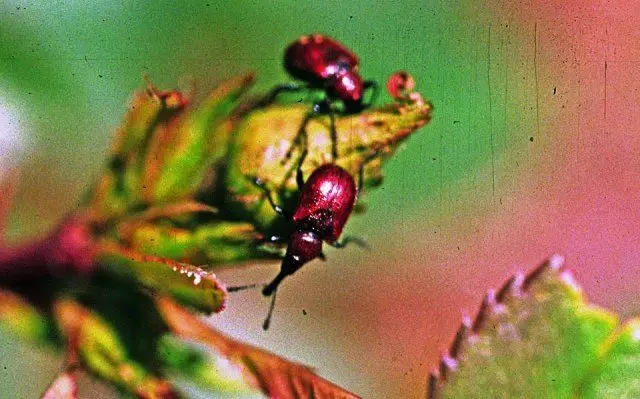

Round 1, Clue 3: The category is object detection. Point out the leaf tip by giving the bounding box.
[495,272,525,302]
[522,254,566,291]
[548,253,565,270]
[472,289,496,332]
[439,353,458,381]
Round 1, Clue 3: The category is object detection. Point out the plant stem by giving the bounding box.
[0,216,96,281]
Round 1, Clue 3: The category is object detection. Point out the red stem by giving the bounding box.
[0,217,96,281]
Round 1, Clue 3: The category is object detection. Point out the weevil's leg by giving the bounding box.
[262,270,287,297]
[357,150,382,197]
[295,146,308,191]
[327,236,370,250]
[312,98,338,160]
[328,109,338,161]
[227,283,264,293]
[362,80,379,110]
[283,111,313,165]
[262,287,279,330]
[258,82,308,107]
[318,251,327,261]
[251,177,288,218]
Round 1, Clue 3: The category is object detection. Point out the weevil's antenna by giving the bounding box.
[227,283,263,293]
[262,288,278,330]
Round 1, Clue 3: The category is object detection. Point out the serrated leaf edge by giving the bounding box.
[428,254,569,398]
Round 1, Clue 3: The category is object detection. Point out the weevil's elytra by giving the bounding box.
[292,164,357,243]
[284,34,360,87]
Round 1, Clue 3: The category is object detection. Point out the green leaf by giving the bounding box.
[98,242,227,313]
[124,219,269,265]
[578,319,640,398]
[429,255,640,399]
[87,87,184,218]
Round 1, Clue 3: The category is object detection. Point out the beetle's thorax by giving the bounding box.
[292,164,357,243]
[326,69,364,110]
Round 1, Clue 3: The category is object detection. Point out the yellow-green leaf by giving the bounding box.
[98,242,227,313]
[225,97,431,229]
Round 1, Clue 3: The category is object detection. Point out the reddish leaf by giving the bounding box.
[156,296,360,399]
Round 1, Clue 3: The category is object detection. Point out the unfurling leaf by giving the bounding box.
[87,74,254,219]
[82,73,431,277]
[157,296,361,399]
[429,255,640,399]
[150,74,254,203]
[88,87,185,218]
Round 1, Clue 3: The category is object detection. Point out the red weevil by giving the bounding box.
[244,158,377,329]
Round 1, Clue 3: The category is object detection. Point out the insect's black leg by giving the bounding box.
[357,150,382,197]
[251,177,288,218]
[327,236,370,250]
[362,80,379,110]
[262,287,279,330]
[307,96,339,161]
[258,82,307,107]
[328,109,338,161]
[227,283,263,293]
[262,270,287,297]
[313,98,338,160]
[295,146,308,192]
[283,111,313,165]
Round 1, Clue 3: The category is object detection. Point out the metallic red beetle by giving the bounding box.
[261,34,378,161]
[284,35,366,111]
[262,164,357,298]
[241,159,376,330]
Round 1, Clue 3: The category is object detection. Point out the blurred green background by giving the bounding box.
[3,1,639,398]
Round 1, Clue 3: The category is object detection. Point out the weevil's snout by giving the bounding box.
[262,231,323,297]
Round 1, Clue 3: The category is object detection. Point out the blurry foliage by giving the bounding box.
[0,70,430,398]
